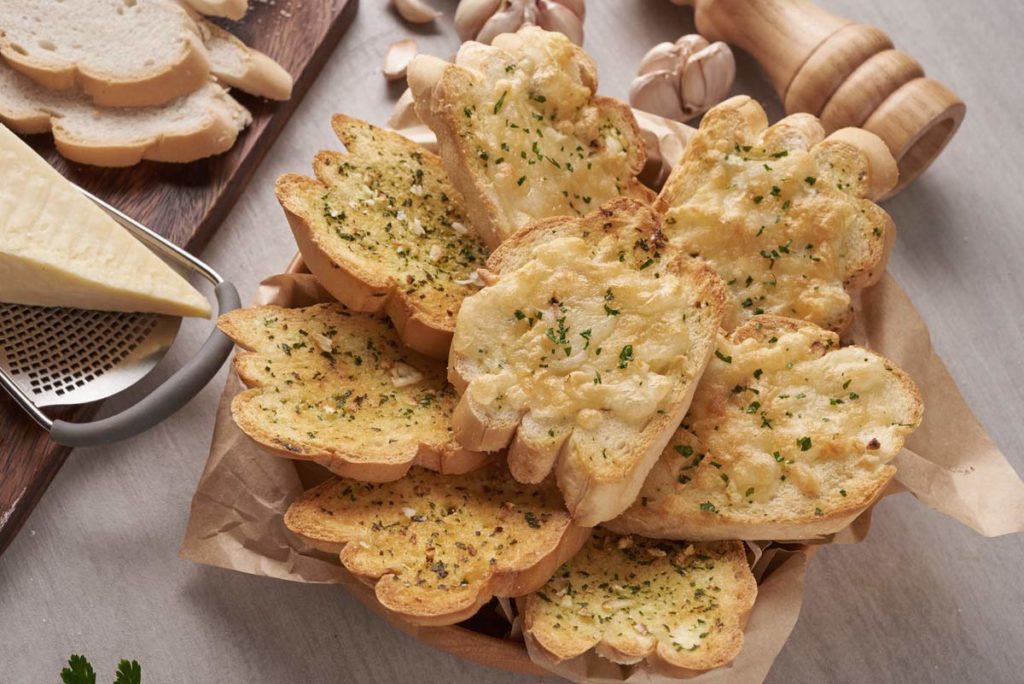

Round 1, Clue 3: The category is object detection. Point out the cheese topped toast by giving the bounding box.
[449,199,727,526]
[522,530,755,674]
[275,116,489,360]
[218,304,488,482]
[284,465,589,626]
[409,26,652,248]
[656,95,898,332]
[608,316,923,541]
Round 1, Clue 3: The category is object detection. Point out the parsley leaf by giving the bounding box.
[61,656,96,684]
[115,661,142,684]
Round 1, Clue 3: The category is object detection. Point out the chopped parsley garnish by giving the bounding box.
[715,350,732,363]
[797,436,812,451]
[675,444,694,457]
[699,501,718,513]
[805,176,817,186]
[493,90,507,114]
[618,345,634,369]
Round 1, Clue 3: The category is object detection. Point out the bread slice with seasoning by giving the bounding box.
[408,26,653,249]
[449,198,728,527]
[275,116,489,360]
[0,64,250,167]
[607,316,923,541]
[655,95,898,333]
[521,530,755,675]
[218,303,489,482]
[284,465,590,626]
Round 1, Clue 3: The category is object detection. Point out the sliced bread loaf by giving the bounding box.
[0,62,250,166]
[275,116,489,360]
[184,0,249,21]
[218,303,489,482]
[607,316,923,541]
[409,26,653,248]
[449,198,727,526]
[284,465,590,626]
[195,18,292,101]
[522,530,756,674]
[655,95,898,332]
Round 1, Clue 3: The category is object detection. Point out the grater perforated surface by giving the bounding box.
[0,304,180,408]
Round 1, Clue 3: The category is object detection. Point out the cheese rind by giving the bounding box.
[0,124,211,318]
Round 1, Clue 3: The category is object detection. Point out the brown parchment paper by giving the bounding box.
[180,112,1024,683]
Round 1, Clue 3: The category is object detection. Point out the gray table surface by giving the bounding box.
[2,1,1022,682]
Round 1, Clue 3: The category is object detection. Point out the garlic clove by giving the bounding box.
[637,42,682,77]
[391,0,441,24]
[674,33,711,60]
[629,70,686,122]
[553,0,585,20]
[536,0,584,45]
[383,39,418,81]
[679,41,735,119]
[476,0,528,45]
[454,0,503,42]
[387,88,421,129]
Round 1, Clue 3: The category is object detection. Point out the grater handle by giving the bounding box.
[48,282,242,447]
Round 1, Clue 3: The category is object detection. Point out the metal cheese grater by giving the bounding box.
[0,188,240,447]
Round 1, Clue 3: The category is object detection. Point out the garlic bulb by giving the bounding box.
[629,35,735,122]
[454,0,585,46]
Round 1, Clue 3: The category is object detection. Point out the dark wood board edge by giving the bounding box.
[0,0,359,557]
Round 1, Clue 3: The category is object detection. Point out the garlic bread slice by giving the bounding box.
[449,199,727,526]
[284,465,590,626]
[609,316,923,541]
[275,116,489,360]
[218,304,488,482]
[522,530,755,674]
[409,26,652,248]
[656,95,898,332]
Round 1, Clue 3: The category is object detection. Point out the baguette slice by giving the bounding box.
[218,303,489,482]
[0,0,210,107]
[409,26,652,248]
[0,63,250,167]
[184,0,249,21]
[275,116,489,360]
[655,95,898,332]
[522,530,756,674]
[449,198,727,526]
[608,316,923,541]
[284,465,590,626]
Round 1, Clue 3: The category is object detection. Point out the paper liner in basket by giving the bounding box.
[180,110,1023,683]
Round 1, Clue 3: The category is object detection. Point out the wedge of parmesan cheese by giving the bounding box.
[0,125,211,318]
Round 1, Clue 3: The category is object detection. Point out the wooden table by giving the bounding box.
[1,1,1021,682]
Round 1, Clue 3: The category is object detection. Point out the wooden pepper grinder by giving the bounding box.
[682,0,965,196]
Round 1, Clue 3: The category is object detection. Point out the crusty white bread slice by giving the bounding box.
[409,26,653,249]
[0,64,250,167]
[195,18,292,101]
[521,530,756,674]
[218,303,489,482]
[607,316,923,541]
[284,465,590,626]
[655,95,898,333]
[0,0,210,108]
[275,116,490,360]
[184,0,249,21]
[449,198,728,526]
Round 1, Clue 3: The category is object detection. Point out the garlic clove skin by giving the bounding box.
[679,41,735,118]
[454,0,503,42]
[383,39,418,81]
[536,0,584,45]
[392,0,441,23]
[629,70,687,122]
[476,0,529,45]
[638,42,682,77]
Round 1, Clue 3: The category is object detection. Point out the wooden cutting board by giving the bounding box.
[0,0,357,556]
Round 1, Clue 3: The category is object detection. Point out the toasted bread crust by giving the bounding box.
[608,316,923,541]
[655,95,897,333]
[409,27,652,249]
[449,198,727,526]
[522,531,756,673]
[284,466,590,626]
[218,303,489,482]
[276,116,489,360]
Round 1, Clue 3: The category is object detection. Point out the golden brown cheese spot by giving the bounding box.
[661,138,887,330]
[528,531,751,660]
[316,128,488,324]
[458,28,643,233]
[453,231,712,477]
